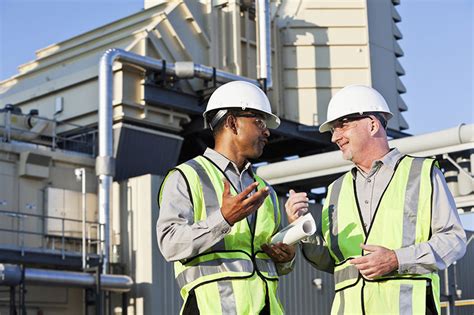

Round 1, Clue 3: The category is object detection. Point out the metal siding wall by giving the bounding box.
[152,175,183,314]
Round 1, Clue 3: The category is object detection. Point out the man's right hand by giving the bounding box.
[221,180,270,226]
[285,189,309,223]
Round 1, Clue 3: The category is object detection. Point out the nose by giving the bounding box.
[331,129,342,143]
[263,128,270,138]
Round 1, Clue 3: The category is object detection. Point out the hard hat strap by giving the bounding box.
[209,109,228,131]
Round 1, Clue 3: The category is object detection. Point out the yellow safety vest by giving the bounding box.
[159,155,283,315]
[322,156,440,314]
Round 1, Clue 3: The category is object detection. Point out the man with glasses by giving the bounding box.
[157,80,294,315]
[286,85,466,314]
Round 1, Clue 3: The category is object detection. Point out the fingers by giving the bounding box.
[262,243,295,263]
[285,192,308,208]
[359,266,378,279]
[360,244,379,252]
[350,255,368,265]
[241,185,269,205]
[222,179,231,197]
[350,246,398,279]
[350,257,376,279]
[238,182,260,200]
[285,190,309,221]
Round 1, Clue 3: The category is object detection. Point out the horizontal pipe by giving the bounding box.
[0,264,133,292]
[257,124,474,185]
[193,64,259,85]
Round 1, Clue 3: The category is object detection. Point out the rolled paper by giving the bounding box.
[271,213,316,245]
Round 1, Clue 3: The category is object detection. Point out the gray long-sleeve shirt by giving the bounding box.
[302,148,467,275]
[157,148,293,275]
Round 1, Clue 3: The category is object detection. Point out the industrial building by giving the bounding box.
[0,0,472,314]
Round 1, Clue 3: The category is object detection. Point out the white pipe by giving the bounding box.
[257,0,272,89]
[0,264,133,292]
[98,48,264,274]
[257,124,474,185]
[81,168,87,270]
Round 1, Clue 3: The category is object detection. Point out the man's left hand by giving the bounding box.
[350,244,399,279]
[261,243,295,263]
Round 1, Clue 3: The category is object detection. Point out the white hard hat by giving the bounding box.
[319,85,393,133]
[203,80,280,129]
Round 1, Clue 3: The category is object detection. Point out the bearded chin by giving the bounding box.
[342,150,353,161]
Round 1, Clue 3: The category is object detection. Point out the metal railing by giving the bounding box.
[0,209,103,263]
[0,108,97,155]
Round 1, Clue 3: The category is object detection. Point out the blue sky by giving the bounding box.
[0,0,472,136]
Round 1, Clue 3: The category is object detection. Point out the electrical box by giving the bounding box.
[46,187,98,239]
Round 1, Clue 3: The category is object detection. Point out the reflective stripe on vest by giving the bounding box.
[160,155,281,313]
[176,257,254,289]
[175,256,279,289]
[322,156,440,314]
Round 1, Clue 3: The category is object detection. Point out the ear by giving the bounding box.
[226,115,239,135]
[369,117,380,135]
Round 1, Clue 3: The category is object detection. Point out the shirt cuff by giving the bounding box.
[207,208,232,236]
[394,246,413,274]
[276,255,296,275]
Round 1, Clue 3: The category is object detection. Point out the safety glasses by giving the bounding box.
[330,114,372,134]
[233,112,267,130]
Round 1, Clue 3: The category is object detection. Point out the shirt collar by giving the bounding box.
[351,148,403,178]
[203,148,252,175]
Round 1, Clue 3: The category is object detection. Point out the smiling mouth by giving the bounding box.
[338,142,348,150]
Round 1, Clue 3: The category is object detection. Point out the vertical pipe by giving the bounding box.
[257,0,272,89]
[61,218,65,259]
[4,108,11,142]
[122,292,128,315]
[98,49,119,275]
[95,264,102,315]
[448,265,457,315]
[19,266,26,315]
[81,168,87,270]
[9,286,16,315]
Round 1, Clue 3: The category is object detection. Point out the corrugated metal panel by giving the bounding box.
[152,176,183,314]
[124,174,183,314]
[280,253,334,314]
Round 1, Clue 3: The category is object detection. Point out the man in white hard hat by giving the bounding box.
[157,80,295,315]
[285,85,466,314]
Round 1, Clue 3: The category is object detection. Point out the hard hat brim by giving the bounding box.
[318,120,332,133]
[318,111,393,133]
[204,108,281,129]
[265,113,280,129]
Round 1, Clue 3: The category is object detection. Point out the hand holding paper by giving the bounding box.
[271,213,316,245]
[285,189,309,223]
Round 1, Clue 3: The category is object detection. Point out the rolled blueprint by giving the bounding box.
[271,213,316,245]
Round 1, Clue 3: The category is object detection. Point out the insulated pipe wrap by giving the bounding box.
[175,62,195,78]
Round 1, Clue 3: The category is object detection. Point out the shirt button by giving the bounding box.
[364,200,369,204]
[367,178,371,183]
[222,227,230,234]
